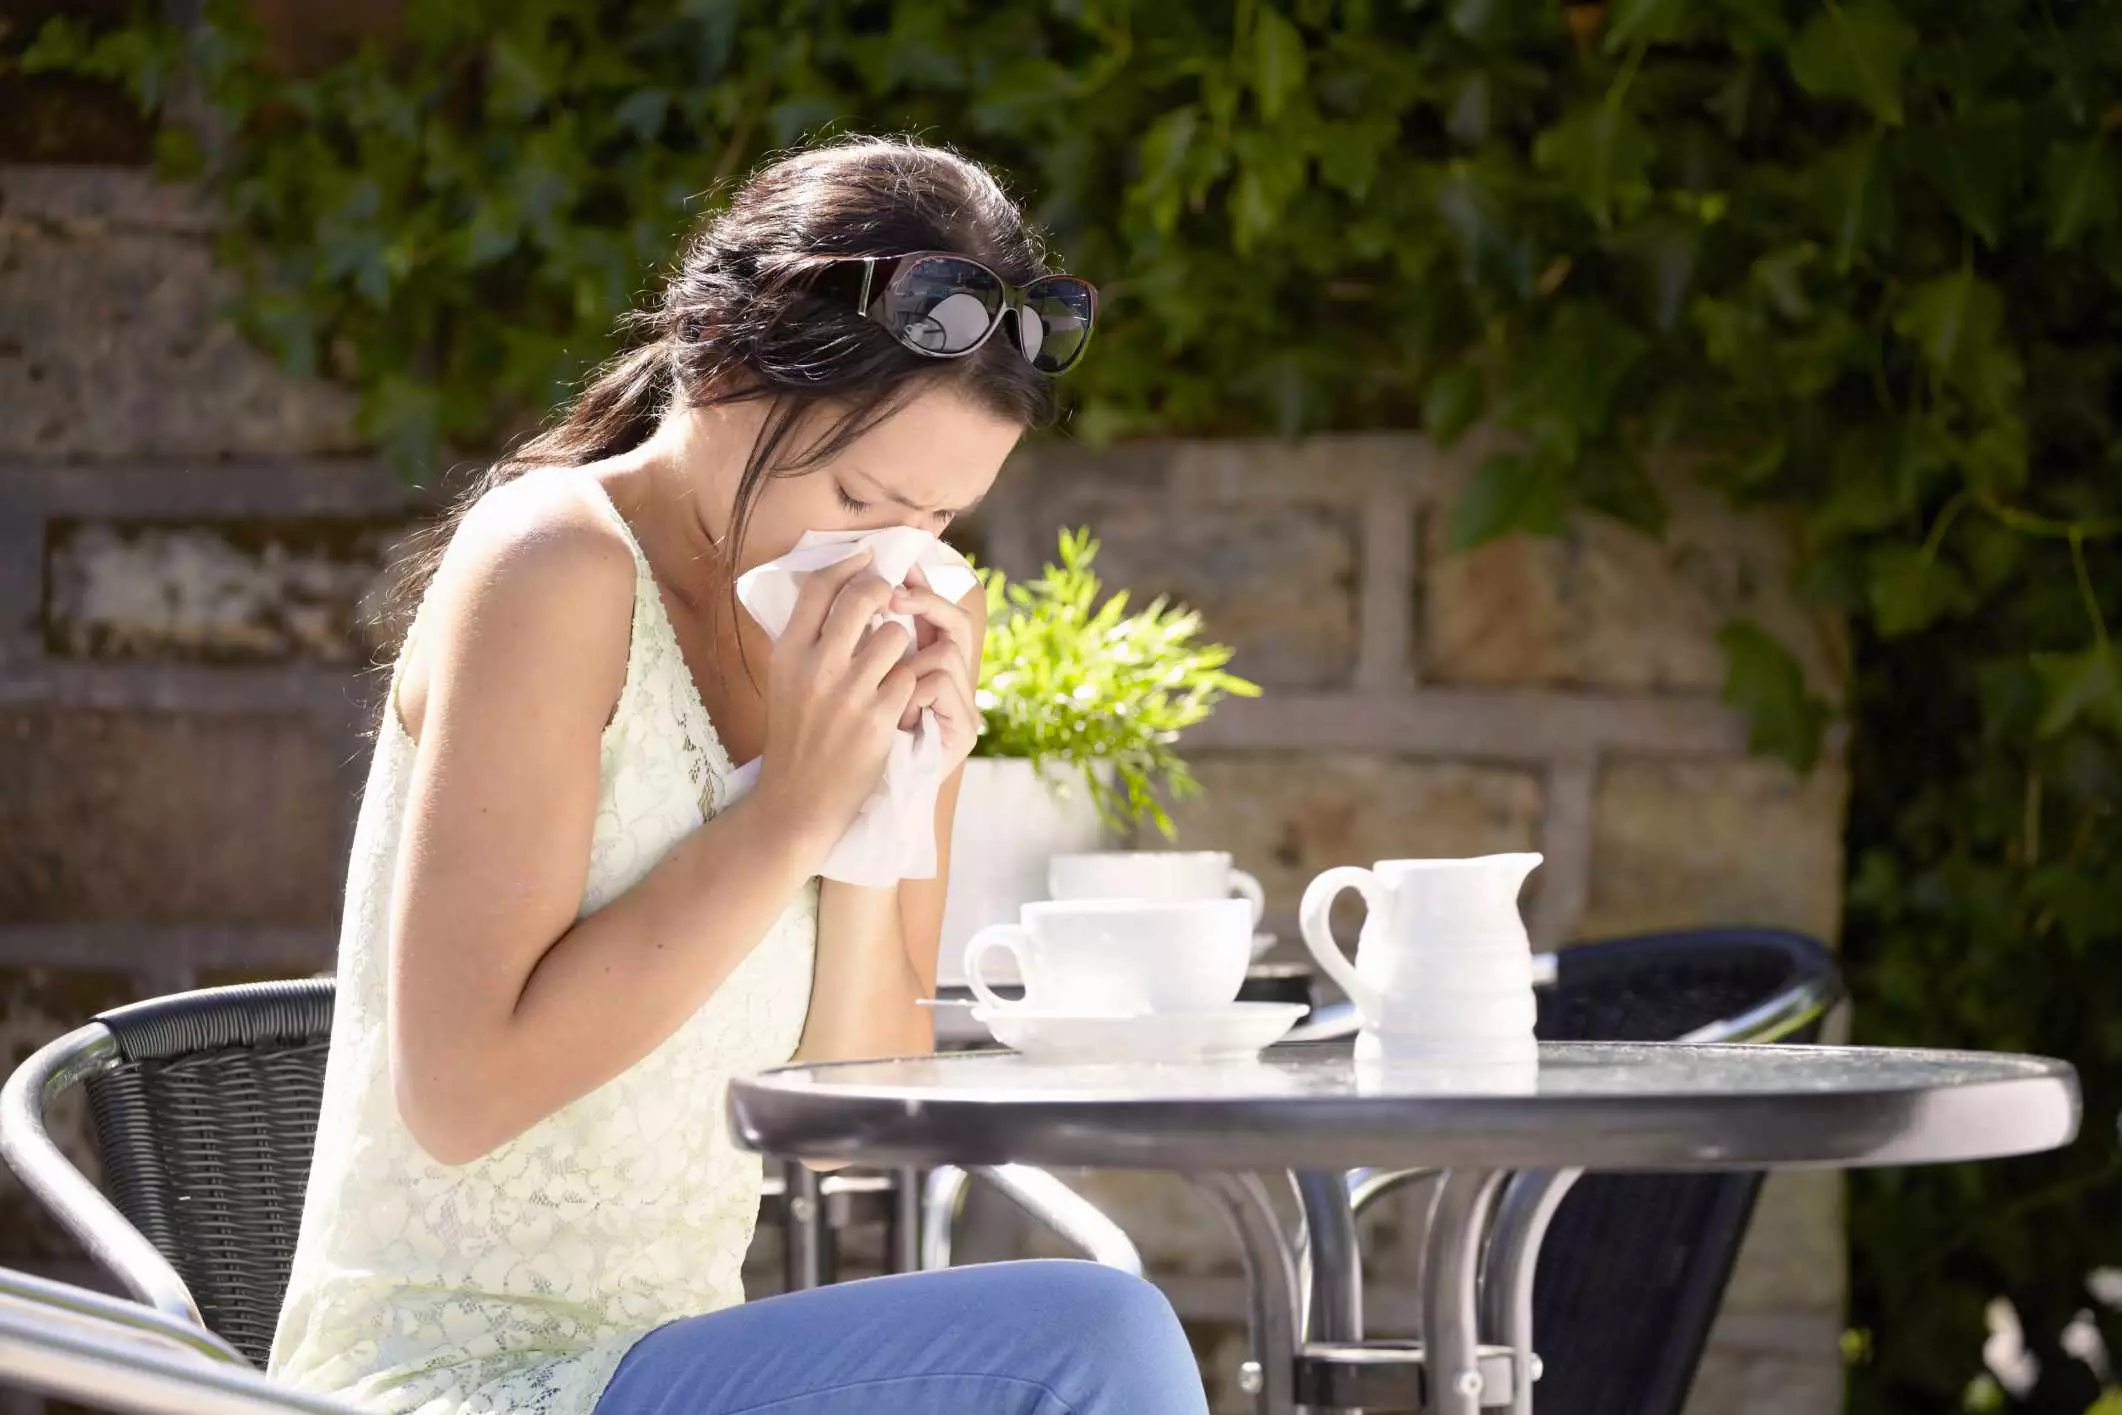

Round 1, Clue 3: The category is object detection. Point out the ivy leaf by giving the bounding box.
[611,87,669,141]
[1605,0,1693,48]
[1252,6,1308,122]
[2034,643,2122,739]
[1422,364,1485,446]
[1867,543,1976,638]
[1810,134,1894,271]
[1135,107,1200,235]
[1533,100,1655,230]
[1450,452,1570,550]
[1788,0,1918,125]
[1958,418,2029,496]
[1718,619,1831,773]
[1892,268,2022,413]
[1910,112,2020,249]
[2045,135,2119,249]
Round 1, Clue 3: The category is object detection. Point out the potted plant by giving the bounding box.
[937,528,1259,983]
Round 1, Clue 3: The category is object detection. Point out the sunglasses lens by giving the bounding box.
[880,257,1004,355]
[1020,277,1097,374]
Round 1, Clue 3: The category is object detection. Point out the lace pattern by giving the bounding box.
[268,473,816,1415]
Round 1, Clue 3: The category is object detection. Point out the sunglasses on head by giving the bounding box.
[828,251,1099,376]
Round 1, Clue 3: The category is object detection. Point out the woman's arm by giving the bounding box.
[794,581,984,1064]
[390,479,910,1165]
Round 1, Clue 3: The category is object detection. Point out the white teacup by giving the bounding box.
[1047,851,1266,928]
[963,898,1254,1016]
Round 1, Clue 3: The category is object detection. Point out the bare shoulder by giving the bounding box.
[398,473,639,740]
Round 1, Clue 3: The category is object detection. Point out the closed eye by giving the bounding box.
[834,483,871,514]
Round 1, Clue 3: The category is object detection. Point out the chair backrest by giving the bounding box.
[1529,928,1840,1415]
[78,980,335,1368]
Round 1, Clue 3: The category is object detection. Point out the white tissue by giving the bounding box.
[723,527,981,887]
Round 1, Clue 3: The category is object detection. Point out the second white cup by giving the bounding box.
[963,898,1255,1016]
[1047,850,1266,928]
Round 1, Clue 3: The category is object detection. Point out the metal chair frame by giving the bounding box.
[0,1265,358,1415]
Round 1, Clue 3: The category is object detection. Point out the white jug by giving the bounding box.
[1299,854,1543,1065]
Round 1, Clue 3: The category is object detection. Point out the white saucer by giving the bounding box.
[1251,931,1277,960]
[973,1002,1307,1063]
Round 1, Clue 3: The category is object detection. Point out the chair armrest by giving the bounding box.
[0,1025,205,1329]
[0,1268,244,1367]
[0,1297,357,1415]
[919,1166,1143,1276]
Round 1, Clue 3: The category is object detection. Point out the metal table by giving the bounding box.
[729,1041,2080,1415]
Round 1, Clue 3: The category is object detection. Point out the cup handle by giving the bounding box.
[1299,867,1386,1023]
[963,925,1032,1011]
[1230,869,1267,930]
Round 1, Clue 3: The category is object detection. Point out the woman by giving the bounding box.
[268,137,1208,1415]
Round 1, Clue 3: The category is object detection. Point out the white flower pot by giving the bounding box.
[937,756,1109,987]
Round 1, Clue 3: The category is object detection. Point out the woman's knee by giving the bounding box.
[998,1263,1203,1403]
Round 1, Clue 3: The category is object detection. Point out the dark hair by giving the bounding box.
[387,136,1058,649]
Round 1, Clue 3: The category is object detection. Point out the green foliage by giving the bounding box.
[976,529,1259,838]
[32,1,2122,1407]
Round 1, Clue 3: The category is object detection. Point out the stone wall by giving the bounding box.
[0,165,1849,1414]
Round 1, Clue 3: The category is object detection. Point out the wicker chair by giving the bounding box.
[1290,926,1842,1414]
[1516,928,1841,1415]
[0,978,1137,1368]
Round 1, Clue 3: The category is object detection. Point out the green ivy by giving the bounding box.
[22,0,2122,1407]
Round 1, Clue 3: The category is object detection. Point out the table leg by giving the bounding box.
[1291,1171,1364,1343]
[1420,1170,1506,1415]
[780,1160,824,1291]
[1193,1173,1302,1415]
[888,1167,923,1274]
[1478,1169,1581,1415]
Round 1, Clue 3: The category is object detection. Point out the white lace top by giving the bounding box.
[268,473,817,1415]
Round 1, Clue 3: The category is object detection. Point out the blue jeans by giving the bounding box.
[591,1261,1209,1415]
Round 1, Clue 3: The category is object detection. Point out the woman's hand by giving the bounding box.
[889,563,983,772]
[754,550,921,847]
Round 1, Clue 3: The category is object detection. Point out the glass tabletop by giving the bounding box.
[754,1041,2070,1102]
[729,1041,2081,1173]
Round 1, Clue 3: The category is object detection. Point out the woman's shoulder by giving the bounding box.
[450,470,640,591]
[394,471,642,742]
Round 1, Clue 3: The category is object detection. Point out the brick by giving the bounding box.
[1684,1339,1847,1415]
[992,443,1364,689]
[1580,756,1848,944]
[1168,753,1547,935]
[1423,477,1845,696]
[0,966,135,1262]
[1037,505,1358,689]
[46,518,412,664]
[1723,1172,1846,1315]
[0,180,358,459]
[0,709,343,926]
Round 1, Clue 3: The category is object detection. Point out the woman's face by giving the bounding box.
[725,385,1022,574]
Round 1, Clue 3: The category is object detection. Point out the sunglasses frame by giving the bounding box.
[847,250,1099,375]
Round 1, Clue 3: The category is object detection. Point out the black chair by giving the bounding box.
[0,978,1140,1369]
[0,980,331,1366]
[1526,928,1840,1415]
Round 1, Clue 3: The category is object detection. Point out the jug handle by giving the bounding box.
[1299,867,1386,1023]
